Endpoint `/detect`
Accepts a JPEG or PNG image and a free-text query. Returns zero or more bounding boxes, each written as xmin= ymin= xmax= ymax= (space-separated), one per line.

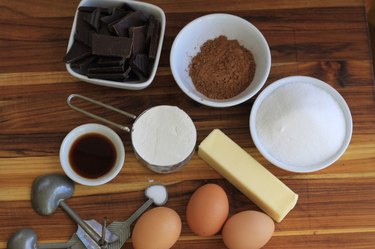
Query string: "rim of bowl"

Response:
xmin=249 ymin=76 xmax=353 ymax=173
xmin=170 ymin=13 xmax=271 ymax=108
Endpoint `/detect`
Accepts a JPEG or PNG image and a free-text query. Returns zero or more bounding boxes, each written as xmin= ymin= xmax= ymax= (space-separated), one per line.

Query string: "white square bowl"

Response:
xmin=65 ymin=0 xmax=166 ymax=90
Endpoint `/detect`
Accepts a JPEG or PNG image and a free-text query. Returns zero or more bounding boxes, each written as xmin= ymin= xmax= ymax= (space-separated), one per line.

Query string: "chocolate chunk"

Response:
xmin=71 ymin=55 xmax=97 ymax=74
xmin=88 ymin=65 xmax=125 ymax=73
xmin=130 ymin=25 xmax=147 ymax=54
xmin=64 ymin=41 xmax=91 ymax=63
xmin=97 ymin=56 xmax=126 ymax=66
xmin=98 ymin=24 xmax=112 ymax=36
xmin=84 ymin=8 xmax=101 ymax=32
xmin=146 ymin=15 xmax=156 ymax=43
xmin=87 ymin=67 xmax=132 ymax=81
xmin=100 ymin=8 xmax=129 ymax=24
xmin=112 ymin=10 xmax=146 ymax=37
xmin=75 ymin=11 xmax=95 ymax=46
xmin=75 ymin=30 xmax=93 ymax=47
xmin=147 ymin=17 xmax=161 ymax=59
xmin=92 ymin=33 xmax=132 ymax=58
xmin=78 ymin=7 xmax=111 ymax=14
xmin=78 ymin=6 xmax=97 ymax=13
xmin=130 ymin=54 xmax=149 ymax=77
xmin=120 ymin=3 xmax=135 ymax=11
xmin=76 ymin=11 xmax=92 ymax=32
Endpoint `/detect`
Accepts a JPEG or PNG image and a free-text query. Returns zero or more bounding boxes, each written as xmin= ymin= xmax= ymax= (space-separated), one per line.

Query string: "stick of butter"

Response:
xmin=198 ymin=129 xmax=298 ymax=222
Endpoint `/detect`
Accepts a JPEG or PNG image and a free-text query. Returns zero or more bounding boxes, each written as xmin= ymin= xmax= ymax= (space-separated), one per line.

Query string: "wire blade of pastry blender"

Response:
xmin=75 ymin=219 xmax=119 ymax=249
xmin=71 ymin=199 xmax=154 ymax=249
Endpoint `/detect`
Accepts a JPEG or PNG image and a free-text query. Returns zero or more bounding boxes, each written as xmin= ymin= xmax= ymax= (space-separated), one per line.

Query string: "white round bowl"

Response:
xmin=60 ymin=123 xmax=125 ymax=186
xmin=170 ymin=14 xmax=271 ymax=108
xmin=250 ymin=76 xmax=352 ymax=173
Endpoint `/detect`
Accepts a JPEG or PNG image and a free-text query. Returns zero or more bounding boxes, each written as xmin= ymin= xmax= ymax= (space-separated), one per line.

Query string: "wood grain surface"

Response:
xmin=0 ymin=0 xmax=374 ymax=248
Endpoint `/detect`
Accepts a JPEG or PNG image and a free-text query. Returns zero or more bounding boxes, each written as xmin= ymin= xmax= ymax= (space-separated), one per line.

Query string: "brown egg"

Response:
xmin=222 ymin=210 xmax=275 ymax=249
xmin=132 ymin=207 xmax=182 ymax=249
xmin=186 ymin=183 xmax=229 ymax=236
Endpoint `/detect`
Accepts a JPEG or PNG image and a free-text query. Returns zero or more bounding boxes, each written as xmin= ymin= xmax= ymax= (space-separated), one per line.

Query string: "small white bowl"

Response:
xmin=60 ymin=123 xmax=125 ymax=186
xmin=66 ymin=0 xmax=166 ymax=90
xmin=170 ymin=14 xmax=271 ymax=108
xmin=250 ymin=76 xmax=353 ymax=173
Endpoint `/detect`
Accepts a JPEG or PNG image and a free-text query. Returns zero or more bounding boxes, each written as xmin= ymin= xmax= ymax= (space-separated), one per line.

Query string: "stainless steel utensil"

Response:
xmin=7 ymin=228 xmax=81 ymax=249
xmin=106 ymin=184 xmax=168 ymax=249
xmin=31 ymin=174 xmax=118 ymax=246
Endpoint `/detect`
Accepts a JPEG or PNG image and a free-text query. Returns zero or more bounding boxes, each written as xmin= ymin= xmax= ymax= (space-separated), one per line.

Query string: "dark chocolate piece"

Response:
xmin=87 ymin=67 xmax=131 ymax=81
xmin=130 ymin=54 xmax=149 ymax=77
xmin=97 ymin=56 xmax=126 ymax=66
xmin=76 ymin=11 xmax=93 ymax=32
xmin=78 ymin=7 xmax=111 ymax=14
xmin=64 ymin=41 xmax=91 ymax=63
xmin=71 ymin=55 xmax=97 ymax=74
xmin=92 ymin=33 xmax=132 ymax=58
xmin=75 ymin=11 xmax=95 ymax=46
xmin=123 ymin=66 xmax=132 ymax=78
xmin=112 ymin=10 xmax=146 ymax=37
xmin=100 ymin=8 xmax=129 ymax=24
xmin=88 ymin=65 xmax=125 ymax=73
xmin=98 ymin=24 xmax=112 ymax=35
xmin=75 ymin=30 xmax=93 ymax=47
xmin=146 ymin=15 xmax=156 ymax=43
xmin=85 ymin=8 xmax=101 ymax=32
xmin=147 ymin=17 xmax=161 ymax=59
xmin=130 ymin=25 xmax=147 ymax=54
xmin=78 ymin=6 xmax=97 ymax=13
xmin=120 ymin=3 xmax=135 ymax=11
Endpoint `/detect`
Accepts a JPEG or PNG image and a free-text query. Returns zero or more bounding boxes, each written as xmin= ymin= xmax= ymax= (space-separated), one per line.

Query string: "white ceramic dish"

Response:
xmin=250 ymin=76 xmax=353 ymax=173
xmin=60 ymin=123 xmax=125 ymax=186
xmin=65 ymin=0 xmax=166 ymax=90
xmin=170 ymin=13 xmax=271 ymax=108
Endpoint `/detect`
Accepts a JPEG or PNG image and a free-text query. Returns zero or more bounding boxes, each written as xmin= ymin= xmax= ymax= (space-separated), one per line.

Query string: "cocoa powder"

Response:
xmin=189 ymin=35 xmax=256 ymax=99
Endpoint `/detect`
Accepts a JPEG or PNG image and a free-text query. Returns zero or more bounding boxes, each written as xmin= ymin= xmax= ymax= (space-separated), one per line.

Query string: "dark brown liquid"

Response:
xmin=69 ymin=133 xmax=116 ymax=179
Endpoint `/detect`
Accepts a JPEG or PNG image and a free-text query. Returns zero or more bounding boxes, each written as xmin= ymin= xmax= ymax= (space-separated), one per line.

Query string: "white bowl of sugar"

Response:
xmin=250 ymin=76 xmax=352 ymax=173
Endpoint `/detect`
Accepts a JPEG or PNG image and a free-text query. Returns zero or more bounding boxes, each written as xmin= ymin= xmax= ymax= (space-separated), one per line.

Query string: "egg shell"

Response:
xmin=132 ymin=207 xmax=182 ymax=249
xmin=222 ymin=210 xmax=275 ymax=249
xmin=186 ymin=183 xmax=229 ymax=236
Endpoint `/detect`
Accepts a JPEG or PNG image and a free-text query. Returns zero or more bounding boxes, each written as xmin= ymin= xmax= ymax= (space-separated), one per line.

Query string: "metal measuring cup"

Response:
xmin=67 ymin=94 xmax=197 ymax=173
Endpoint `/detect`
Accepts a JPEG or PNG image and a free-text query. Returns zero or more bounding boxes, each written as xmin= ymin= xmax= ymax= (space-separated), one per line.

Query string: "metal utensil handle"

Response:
xmin=126 ymin=198 xmax=154 ymax=225
xmin=67 ymin=94 xmax=136 ymax=133
xmin=60 ymin=201 xmax=102 ymax=243
xmin=38 ymin=242 xmax=75 ymax=249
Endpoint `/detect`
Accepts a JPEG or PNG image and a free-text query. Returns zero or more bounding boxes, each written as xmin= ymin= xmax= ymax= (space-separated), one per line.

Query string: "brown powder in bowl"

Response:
xmin=189 ymin=35 xmax=256 ymax=99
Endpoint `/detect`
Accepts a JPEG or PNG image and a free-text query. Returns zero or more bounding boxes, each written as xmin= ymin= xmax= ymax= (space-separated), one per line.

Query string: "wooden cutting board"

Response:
xmin=0 ymin=0 xmax=374 ymax=248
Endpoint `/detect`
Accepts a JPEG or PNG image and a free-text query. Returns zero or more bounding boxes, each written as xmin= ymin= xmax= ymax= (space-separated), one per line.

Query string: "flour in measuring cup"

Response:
xmin=132 ymin=106 xmax=197 ymax=166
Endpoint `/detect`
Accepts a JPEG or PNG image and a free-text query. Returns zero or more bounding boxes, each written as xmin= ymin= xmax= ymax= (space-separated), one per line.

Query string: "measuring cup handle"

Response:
xmin=67 ymin=94 xmax=136 ymax=133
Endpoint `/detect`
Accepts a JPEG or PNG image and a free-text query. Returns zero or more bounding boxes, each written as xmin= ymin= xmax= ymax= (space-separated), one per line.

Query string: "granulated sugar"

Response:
xmin=255 ymin=82 xmax=346 ymax=167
